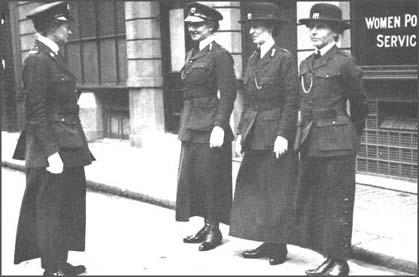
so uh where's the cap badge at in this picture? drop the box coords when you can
[312,13,320,19]
[247,13,252,20]
[190,7,196,14]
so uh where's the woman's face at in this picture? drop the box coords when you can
[308,22,337,49]
[249,22,273,45]
[49,22,72,45]
[187,22,213,42]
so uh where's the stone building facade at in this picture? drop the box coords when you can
[3,0,417,182]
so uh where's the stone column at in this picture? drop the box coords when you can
[125,1,165,148]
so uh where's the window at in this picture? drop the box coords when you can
[65,1,127,87]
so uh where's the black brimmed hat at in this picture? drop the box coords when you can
[239,2,286,24]
[298,3,350,30]
[184,2,223,23]
[26,1,73,22]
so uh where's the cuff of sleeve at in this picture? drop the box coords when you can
[276,130,289,141]
[44,143,60,157]
[214,120,227,130]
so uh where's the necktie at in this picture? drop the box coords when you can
[314,49,321,60]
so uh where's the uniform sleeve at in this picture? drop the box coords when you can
[277,53,299,140]
[341,57,368,135]
[236,93,248,136]
[23,55,60,156]
[213,51,237,130]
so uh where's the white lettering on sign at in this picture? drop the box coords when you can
[365,16,401,29]
[404,14,418,27]
[364,13,417,48]
[376,34,416,48]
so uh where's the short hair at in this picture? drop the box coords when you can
[206,21,220,33]
[32,17,67,36]
[251,21,281,37]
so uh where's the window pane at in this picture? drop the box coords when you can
[117,39,127,84]
[82,42,99,84]
[97,1,115,36]
[68,2,80,39]
[169,8,185,72]
[79,1,96,38]
[99,39,117,83]
[115,1,126,34]
[66,44,82,81]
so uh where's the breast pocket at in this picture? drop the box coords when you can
[185,62,212,85]
[316,116,354,152]
[315,70,341,96]
[51,73,77,99]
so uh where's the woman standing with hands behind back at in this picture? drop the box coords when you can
[176,2,237,252]
[229,2,299,266]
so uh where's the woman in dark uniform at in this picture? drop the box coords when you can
[12,2,94,276]
[294,4,368,276]
[229,2,299,265]
[176,2,237,252]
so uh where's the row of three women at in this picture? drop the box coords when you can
[176,2,367,277]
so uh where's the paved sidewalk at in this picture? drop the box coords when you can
[1,131,417,274]
[2,168,410,275]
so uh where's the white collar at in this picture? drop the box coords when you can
[259,37,275,59]
[199,35,215,51]
[37,34,60,55]
[315,41,336,57]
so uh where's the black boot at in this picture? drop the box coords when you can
[63,263,86,275]
[199,222,222,251]
[306,257,333,275]
[183,219,210,243]
[242,243,274,258]
[268,243,288,265]
[326,260,349,276]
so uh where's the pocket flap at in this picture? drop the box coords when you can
[190,62,210,70]
[316,70,341,79]
[316,116,349,127]
[259,76,274,85]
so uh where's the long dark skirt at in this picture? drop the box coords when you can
[229,149,298,243]
[14,167,86,269]
[176,141,232,224]
[294,155,356,260]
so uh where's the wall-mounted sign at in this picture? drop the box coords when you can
[353,0,417,66]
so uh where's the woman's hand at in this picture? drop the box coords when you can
[273,136,288,159]
[47,152,64,174]
[209,126,224,148]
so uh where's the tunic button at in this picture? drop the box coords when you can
[326,74,329,78]
[344,244,350,248]
[344,198,349,202]
[309,100,313,104]
[61,118,65,122]
[332,120,336,125]
[344,210,349,214]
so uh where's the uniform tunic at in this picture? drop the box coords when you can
[229,44,299,243]
[13,40,94,269]
[176,41,237,224]
[294,45,367,260]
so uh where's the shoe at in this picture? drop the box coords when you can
[183,222,210,243]
[242,243,272,259]
[305,258,333,275]
[63,263,86,275]
[198,224,222,251]
[43,269,66,277]
[325,260,349,276]
[269,244,288,265]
